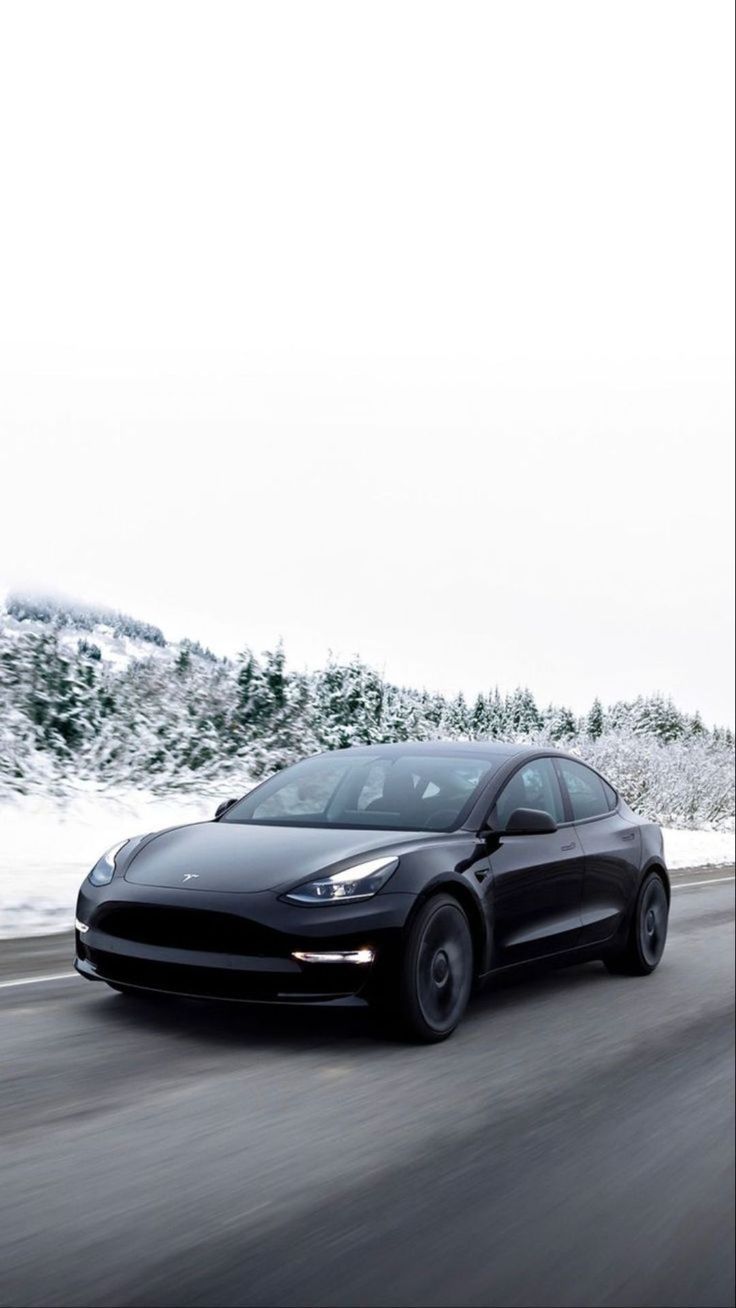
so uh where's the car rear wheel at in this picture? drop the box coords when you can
[604,871,669,976]
[395,893,474,1042]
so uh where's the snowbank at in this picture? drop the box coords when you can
[0,787,215,938]
[0,790,733,938]
[662,827,736,870]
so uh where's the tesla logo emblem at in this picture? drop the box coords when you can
[182,873,200,882]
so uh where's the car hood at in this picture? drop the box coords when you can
[123,820,439,894]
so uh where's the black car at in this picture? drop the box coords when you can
[75,743,670,1041]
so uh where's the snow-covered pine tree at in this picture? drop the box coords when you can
[175,645,192,675]
[586,697,605,739]
[445,691,470,738]
[631,694,685,743]
[312,659,384,750]
[232,648,275,747]
[486,687,505,739]
[544,704,577,742]
[504,687,542,737]
[471,693,491,739]
[420,689,447,731]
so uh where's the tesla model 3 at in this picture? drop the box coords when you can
[75,743,670,1041]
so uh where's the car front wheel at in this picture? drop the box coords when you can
[395,893,474,1042]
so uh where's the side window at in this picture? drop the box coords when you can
[494,759,565,829]
[355,762,392,811]
[557,759,609,821]
[602,778,618,811]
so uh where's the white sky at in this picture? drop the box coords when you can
[1,0,734,726]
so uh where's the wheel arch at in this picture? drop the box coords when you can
[407,878,489,980]
[641,859,671,905]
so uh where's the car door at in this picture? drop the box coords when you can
[487,758,585,965]
[554,757,641,945]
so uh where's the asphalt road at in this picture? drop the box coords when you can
[1,866,734,1308]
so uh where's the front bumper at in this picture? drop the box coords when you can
[75,880,415,1004]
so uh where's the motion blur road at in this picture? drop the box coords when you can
[1,867,734,1308]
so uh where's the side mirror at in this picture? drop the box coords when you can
[504,807,558,835]
[215,798,238,819]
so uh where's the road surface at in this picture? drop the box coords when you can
[1,866,734,1308]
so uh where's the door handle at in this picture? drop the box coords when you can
[620,832,636,842]
[560,841,576,852]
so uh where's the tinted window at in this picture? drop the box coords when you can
[223,751,497,832]
[244,759,347,821]
[494,759,565,828]
[602,778,618,810]
[557,759,609,820]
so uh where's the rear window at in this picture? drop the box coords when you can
[557,759,611,821]
[602,778,618,810]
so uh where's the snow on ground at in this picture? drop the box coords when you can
[0,786,217,938]
[0,789,733,938]
[662,827,736,870]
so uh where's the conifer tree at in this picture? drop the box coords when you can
[586,697,605,739]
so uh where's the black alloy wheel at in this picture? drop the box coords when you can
[605,871,669,976]
[398,893,474,1042]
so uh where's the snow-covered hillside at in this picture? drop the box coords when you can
[1,608,171,673]
[2,594,734,828]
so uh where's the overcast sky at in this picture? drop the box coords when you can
[0,0,734,726]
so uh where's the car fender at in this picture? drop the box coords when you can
[403,870,491,978]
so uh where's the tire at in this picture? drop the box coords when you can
[604,871,669,976]
[395,893,474,1042]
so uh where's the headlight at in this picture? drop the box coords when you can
[88,838,130,887]
[283,856,399,905]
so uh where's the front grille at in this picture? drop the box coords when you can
[92,904,283,956]
[85,948,362,1003]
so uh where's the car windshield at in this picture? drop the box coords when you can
[221,751,497,832]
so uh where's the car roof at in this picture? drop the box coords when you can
[319,741,545,762]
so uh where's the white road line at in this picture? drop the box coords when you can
[0,972,77,990]
[672,875,735,890]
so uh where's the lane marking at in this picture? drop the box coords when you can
[0,876,733,990]
[0,972,77,990]
[672,875,734,890]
